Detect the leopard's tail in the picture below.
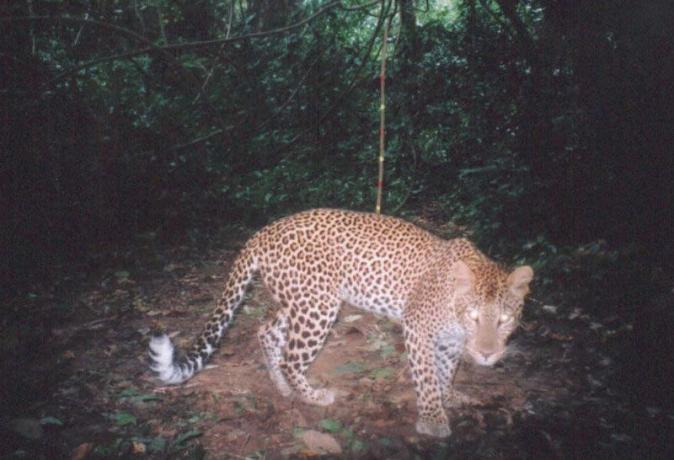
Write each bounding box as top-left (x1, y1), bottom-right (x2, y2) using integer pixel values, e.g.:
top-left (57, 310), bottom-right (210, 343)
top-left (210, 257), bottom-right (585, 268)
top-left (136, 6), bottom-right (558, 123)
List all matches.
top-left (149, 246), bottom-right (257, 384)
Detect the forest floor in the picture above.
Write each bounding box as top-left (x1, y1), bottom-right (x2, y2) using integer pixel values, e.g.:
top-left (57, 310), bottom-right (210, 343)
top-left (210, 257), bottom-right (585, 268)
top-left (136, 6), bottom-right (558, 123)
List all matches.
top-left (2, 227), bottom-right (672, 459)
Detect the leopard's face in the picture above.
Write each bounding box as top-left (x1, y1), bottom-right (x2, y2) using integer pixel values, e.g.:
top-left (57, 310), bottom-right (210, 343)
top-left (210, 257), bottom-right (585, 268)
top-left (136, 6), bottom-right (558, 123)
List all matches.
top-left (454, 263), bottom-right (534, 366)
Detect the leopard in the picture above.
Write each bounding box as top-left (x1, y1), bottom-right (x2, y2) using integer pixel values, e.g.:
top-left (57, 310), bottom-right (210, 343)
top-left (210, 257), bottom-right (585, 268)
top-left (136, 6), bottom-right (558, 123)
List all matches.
top-left (149, 208), bottom-right (533, 437)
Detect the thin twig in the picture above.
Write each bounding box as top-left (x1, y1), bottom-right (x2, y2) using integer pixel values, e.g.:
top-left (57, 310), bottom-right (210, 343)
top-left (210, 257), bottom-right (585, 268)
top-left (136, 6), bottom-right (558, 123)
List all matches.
top-left (3, 15), bottom-right (228, 129)
top-left (273, 0), bottom-right (393, 162)
top-left (171, 0), bottom-right (392, 165)
top-left (3, 6), bottom-right (343, 129)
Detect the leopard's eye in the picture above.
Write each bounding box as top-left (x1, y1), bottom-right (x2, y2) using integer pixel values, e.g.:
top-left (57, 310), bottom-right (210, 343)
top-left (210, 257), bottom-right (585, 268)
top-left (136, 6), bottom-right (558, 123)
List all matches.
top-left (498, 313), bottom-right (511, 324)
top-left (468, 309), bottom-right (479, 321)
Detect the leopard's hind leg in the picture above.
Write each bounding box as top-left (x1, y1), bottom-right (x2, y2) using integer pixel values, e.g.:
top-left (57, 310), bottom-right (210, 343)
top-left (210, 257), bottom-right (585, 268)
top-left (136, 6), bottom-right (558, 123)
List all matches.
top-left (258, 311), bottom-right (292, 397)
top-left (279, 297), bottom-right (341, 406)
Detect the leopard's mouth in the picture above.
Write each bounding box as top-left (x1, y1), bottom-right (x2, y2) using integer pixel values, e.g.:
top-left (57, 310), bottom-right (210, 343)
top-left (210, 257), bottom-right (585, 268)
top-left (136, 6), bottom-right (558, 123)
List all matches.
top-left (465, 347), bottom-right (504, 366)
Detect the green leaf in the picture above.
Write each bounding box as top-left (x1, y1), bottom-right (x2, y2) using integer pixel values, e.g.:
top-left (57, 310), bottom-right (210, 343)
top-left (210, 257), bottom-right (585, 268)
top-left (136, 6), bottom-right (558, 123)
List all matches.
top-left (133, 436), bottom-right (167, 453)
top-left (174, 430), bottom-right (202, 446)
top-left (370, 367), bottom-right (395, 380)
top-left (341, 427), bottom-right (354, 440)
top-left (380, 344), bottom-right (396, 358)
top-left (112, 411), bottom-right (137, 426)
top-left (146, 436), bottom-right (167, 453)
top-left (458, 165), bottom-right (499, 178)
top-left (40, 416), bottom-right (64, 426)
top-left (351, 439), bottom-right (368, 452)
top-left (187, 413), bottom-right (208, 423)
top-left (319, 419), bottom-right (342, 433)
top-left (378, 437), bottom-right (394, 446)
top-left (119, 388), bottom-right (161, 403)
top-left (134, 394), bottom-right (162, 403)
top-left (332, 361), bottom-right (367, 375)
top-left (118, 388), bottom-right (139, 398)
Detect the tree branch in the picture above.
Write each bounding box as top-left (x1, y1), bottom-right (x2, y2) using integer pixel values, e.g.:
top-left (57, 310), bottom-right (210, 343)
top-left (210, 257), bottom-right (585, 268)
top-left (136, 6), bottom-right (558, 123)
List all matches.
top-left (2, 2), bottom-right (352, 128)
top-left (2, 1), bottom-right (388, 162)
top-left (271, 0), bottom-right (394, 162)
top-left (8, 1), bottom-right (380, 90)
top-left (0, 0), bottom-right (345, 52)
top-left (1, 1), bottom-right (384, 49)
top-left (164, 0), bottom-right (390, 159)
top-left (169, 49), bottom-right (327, 154)
top-left (477, 0), bottom-right (511, 34)
top-left (491, 0), bottom-right (538, 66)
top-left (2, 14), bottom-right (230, 130)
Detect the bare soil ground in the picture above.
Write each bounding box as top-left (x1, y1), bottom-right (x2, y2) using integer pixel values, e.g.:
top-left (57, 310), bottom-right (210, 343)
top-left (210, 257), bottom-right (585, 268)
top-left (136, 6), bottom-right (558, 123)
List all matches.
top-left (2, 232), bottom-right (672, 459)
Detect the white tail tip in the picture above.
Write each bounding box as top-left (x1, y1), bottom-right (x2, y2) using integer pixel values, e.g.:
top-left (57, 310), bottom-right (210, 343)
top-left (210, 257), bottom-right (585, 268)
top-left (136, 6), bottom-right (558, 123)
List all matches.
top-left (149, 335), bottom-right (189, 384)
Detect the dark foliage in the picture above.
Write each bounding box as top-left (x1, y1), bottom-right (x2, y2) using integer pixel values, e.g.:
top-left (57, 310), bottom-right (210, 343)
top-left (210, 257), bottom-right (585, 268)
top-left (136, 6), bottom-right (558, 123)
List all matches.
top-left (2, 0), bottom-right (672, 271)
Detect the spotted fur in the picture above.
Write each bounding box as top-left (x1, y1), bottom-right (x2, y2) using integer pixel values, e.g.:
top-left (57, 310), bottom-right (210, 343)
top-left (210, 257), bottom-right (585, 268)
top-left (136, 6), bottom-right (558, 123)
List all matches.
top-left (149, 208), bottom-right (533, 437)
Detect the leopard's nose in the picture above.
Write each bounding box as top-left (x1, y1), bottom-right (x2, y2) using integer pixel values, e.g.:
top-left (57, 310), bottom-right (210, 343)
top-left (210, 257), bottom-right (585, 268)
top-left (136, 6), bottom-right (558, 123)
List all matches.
top-left (479, 350), bottom-right (495, 360)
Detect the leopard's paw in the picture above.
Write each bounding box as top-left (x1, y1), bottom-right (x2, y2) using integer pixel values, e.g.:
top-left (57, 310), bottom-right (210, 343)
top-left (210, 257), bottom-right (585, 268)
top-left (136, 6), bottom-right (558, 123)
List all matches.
top-left (269, 372), bottom-right (293, 397)
top-left (276, 380), bottom-right (293, 398)
top-left (416, 419), bottom-right (451, 438)
top-left (314, 388), bottom-right (336, 406)
top-left (302, 388), bottom-right (335, 406)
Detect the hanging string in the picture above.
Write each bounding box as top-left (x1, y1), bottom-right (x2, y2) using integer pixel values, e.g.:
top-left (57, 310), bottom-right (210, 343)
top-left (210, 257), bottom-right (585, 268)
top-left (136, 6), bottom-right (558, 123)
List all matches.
top-left (375, 17), bottom-right (389, 215)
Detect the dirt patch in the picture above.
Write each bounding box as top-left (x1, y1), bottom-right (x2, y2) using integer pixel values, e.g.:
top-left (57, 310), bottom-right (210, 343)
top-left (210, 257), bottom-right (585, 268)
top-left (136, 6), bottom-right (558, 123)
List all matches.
top-left (2, 240), bottom-right (672, 459)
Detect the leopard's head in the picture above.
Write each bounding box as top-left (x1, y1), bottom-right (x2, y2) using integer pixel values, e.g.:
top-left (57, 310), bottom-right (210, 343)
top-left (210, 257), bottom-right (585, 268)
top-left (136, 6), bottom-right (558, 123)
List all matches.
top-left (453, 260), bottom-right (533, 366)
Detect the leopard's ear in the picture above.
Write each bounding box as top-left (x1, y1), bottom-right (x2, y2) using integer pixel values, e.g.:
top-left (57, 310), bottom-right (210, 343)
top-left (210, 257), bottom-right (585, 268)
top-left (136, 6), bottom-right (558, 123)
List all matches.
top-left (453, 260), bottom-right (474, 295)
top-left (507, 266), bottom-right (534, 298)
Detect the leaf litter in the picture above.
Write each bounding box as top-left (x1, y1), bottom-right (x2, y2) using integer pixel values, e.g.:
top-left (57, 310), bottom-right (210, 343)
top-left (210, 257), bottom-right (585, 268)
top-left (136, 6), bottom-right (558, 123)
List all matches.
top-left (2, 233), bottom-right (672, 459)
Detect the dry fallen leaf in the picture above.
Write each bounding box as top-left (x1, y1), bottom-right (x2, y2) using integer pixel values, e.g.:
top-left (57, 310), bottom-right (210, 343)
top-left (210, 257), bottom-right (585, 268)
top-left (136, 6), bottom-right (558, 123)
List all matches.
top-left (300, 430), bottom-right (342, 455)
top-left (131, 441), bottom-right (146, 454)
top-left (71, 442), bottom-right (94, 460)
top-left (62, 350), bottom-right (76, 359)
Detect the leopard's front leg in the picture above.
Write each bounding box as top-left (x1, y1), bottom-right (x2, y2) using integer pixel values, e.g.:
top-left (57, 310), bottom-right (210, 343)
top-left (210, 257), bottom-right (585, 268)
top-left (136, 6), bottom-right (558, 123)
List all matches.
top-left (434, 327), bottom-right (479, 408)
top-left (403, 324), bottom-right (451, 438)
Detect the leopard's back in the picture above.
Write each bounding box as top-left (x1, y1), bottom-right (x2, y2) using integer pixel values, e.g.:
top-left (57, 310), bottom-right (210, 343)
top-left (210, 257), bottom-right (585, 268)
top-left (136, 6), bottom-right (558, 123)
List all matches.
top-left (247, 208), bottom-right (443, 319)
